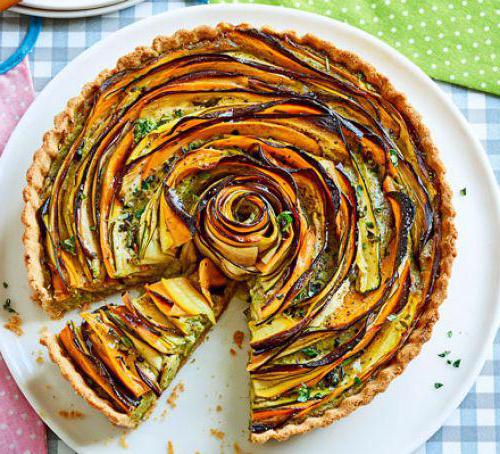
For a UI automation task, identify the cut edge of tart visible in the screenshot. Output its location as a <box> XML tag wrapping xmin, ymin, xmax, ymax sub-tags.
<box><xmin>23</xmin><ymin>23</ymin><xmax>457</xmax><ymax>443</ymax></box>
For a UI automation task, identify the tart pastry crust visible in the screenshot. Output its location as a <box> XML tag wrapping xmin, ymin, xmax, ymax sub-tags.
<box><xmin>24</xmin><ymin>23</ymin><xmax>457</xmax><ymax>442</ymax></box>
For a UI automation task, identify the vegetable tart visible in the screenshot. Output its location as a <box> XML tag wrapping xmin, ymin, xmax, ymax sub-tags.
<box><xmin>23</xmin><ymin>24</ymin><xmax>457</xmax><ymax>443</ymax></box>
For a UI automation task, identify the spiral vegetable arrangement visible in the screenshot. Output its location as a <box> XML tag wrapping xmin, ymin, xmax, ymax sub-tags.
<box><xmin>31</xmin><ymin>25</ymin><xmax>454</xmax><ymax>441</ymax></box>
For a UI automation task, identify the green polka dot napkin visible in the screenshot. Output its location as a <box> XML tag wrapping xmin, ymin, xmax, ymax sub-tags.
<box><xmin>209</xmin><ymin>0</ymin><xmax>499</xmax><ymax>95</ymax></box>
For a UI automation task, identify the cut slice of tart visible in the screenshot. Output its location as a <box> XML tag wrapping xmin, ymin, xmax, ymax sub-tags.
<box><xmin>28</xmin><ymin>24</ymin><xmax>457</xmax><ymax>443</ymax></box>
<box><xmin>41</xmin><ymin>272</ymin><xmax>231</xmax><ymax>427</ymax></box>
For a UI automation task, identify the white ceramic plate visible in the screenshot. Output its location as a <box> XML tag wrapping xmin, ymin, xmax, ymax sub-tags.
<box><xmin>20</xmin><ymin>0</ymin><xmax>123</xmax><ymax>11</ymax></box>
<box><xmin>11</xmin><ymin>0</ymin><xmax>143</xmax><ymax>18</ymax></box>
<box><xmin>0</xmin><ymin>5</ymin><xmax>499</xmax><ymax>454</ymax></box>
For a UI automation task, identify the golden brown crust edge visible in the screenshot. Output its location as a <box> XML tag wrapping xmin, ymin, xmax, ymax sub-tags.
<box><xmin>23</xmin><ymin>23</ymin><xmax>457</xmax><ymax>442</ymax></box>
<box><xmin>40</xmin><ymin>329</ymin><xmax>138</xmax><ymax>428</ymax></box>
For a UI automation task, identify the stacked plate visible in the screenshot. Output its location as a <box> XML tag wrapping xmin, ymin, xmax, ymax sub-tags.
<box><xmin>11</xmin><ymin>0</ymin><xmax>145</xmax><ymax>18</ymax></box>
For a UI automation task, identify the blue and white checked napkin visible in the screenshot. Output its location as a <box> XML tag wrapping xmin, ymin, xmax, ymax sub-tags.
<box><xmin>0</xmin><ymin>1</ymin><xmax>498</xmax><ymax>453</ymax></box>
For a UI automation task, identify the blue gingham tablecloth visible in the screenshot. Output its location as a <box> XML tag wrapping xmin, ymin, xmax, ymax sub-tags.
<box><xmin>1</xmin><ymin>1</ymin><xmax>499</xmax><ymax>453</ymax></box>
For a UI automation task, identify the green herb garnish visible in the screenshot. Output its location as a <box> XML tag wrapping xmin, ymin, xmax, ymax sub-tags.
<box><xmin>297</xmin><ymin>384</ymin><xmax>310</xmax><ymax>402</ymax></box>
<box><xmin>301</xmin><ymin>347</ymin><xmax>319</xmax><ymax>358</ymax></box>
<box><xmin>2</xmin><ymin>282</ymin><xmax>8</xmax><ymax>289</ymax></box>
<box><xmin>3</xmin><ymin>298</ymin><xmax>17</xmax><ymax>314</ymax></box>
<box><xmin>452</xmin><ymin>359</ymin><xmax>461</xmax><ymax>368</ymax></box>
<box><xmin>188</xmin><ymin>140</ymin><xmax>204</xmax><ymax>151</ymax></box>
<box><xmin>460</xmin><ymin>187</ymin><xmax>467</xmax><ymax>196</ymax></box>
<box><xmin>61</xmin><ymin>236</ymin><xmax>76</xmax><ymax>255</ymax></box>
<box><xmin>353</xmin><ymin>376</ymin><xmax>362</xmax><ymax>386</ymax></box>
<box><xmin>276</xmin><ymin>211</ymin><xmax>293</xmax><ymax>233</ymax></box>
<box><xmin>133</xmin><ymin>118</ymin><xmax>157</xmax><ymax>143</ymax></box>
<box><xmin>173</xmin><ymin>109</ymin><xmax>183</xmax><ymax>118</ymax></box>
<box><xmin>389</xmin><ymin>149</ymin><xmax>399</xmax><ymax>166</ymax></box>
<box><xmin>141</xmin><ymin>175</ymin><xmax>156</xmax><ymax>191</ymax></box>
<box><xmin>438</xmin><ymin>350</ymin><xmax>451</xmax><ymax>358</ymax></box>
<box><xmin>447</xmin><ymin>330</ymin><xmax>453</xmax><ymax>338</ymax></box>
<box><xmin>134</xmin><ymin>208</ymin><xmax>145</xmax><ymax>219</ymax></box>
<box><xmin>121</xmin><ymin>336</ymin><xmax>134</xmax><ymax>349</ymax></box>
<box><xmin>434</xmin><ymin>382</ymin><xmax>444</xmax><ymax>389</ymax></box>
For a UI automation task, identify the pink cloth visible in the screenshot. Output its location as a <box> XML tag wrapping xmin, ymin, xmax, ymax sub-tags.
<box><xmin>0</xmin><ymin>58</ymin><xmax>35</xmax><ymax>154</ymax></box>
<box><xmin>0</xmin><ymin>358</ymin><xmax>47</xmax><ymax>453</ymax></box>
<box><xmin>0</xmin><ymin>57</ymin><xmax>46</xmax><ymax>453</ymax></box>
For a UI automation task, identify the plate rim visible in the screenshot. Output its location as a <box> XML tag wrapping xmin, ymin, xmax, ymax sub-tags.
<box><xmin>1</xmin><ymin>4</ymin><xmax>499</xmax><ymax>453</ymax></box>
<box><xmin>11</xmin><ymin>0</ymin><xmax>144</xmax><ymax>18</ymax></box>
<box><xmin>20</xmin><ymin>0</ymin><xmax>125</xmax><ymax>11</ymax></box>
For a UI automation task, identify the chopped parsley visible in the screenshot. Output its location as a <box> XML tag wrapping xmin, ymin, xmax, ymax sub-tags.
<box><xmin>121</xmin><ymin>336</ymin><xmax>134</xmax><ymax>349</ymax></box>
<box><xmin>389</xmin><ymin>149</ymin><xmax>399</xmax><ymax>167</ymax></box>
<box><xmin>141</xmin><ymin>175</ymin><xmax>157</xmax><ymax>191</ymax></box>
<box><xmin>276</xmin><ymin>211</ymin><xmax>293</xmax><ymax>233</ymax></box>
<box><xmin>2</xmin><ymin>282</ymin><xmax>7</xmax><ymax>289</ymax></box>
<box><xmin>387</xmin><ymin>314</ymin><xmax>397</xmax><ymax>322</ymax></box>
<box><xmin>133</xmin><ymin>118</ymin><xmax>158</xmax><ymax>143</ymax></box>
<box><xmin>447</xmin><ymin>330</ymin><xmax>453</xmax><ymax>338</ymax></box>
<box><xmin>173</xmin><ymin>109</ymin><xmax>183</xmax><ymax>118</ymax></box>
<box><xmin>3</xmin><ymin>298</ymin><xmax>17</xmax><ymax>314</ymax></box>
<box><xmin>438</xmin><ymin>350</ymin><xmax>451</xmax><ymax>358</ymax></box>
<box><xmin>434</xmin><ymin>382</ymin><xmax>444</xmax><ymax>389</ymax></box>
<box><xmin>452</xmin><ymin>359</ymin><xmax>461</xmax><ymax>368</ymax></box>
<box><xmin>365</xmin><ymin>221</ymin><xmax>375</xmax><ymax>229</ymax></box>
<box><xmin>301</xmin><ymin>347</ymin><xmax>319</xmax><ymax>358</ymax></box>
<box><xmin>297</xmin><ymin>384</ymin><xmax>310</xmax><ymax>402</ymax></box>
<box><xmin>134</xmin><ymin>207</ymin><xmax>145</xmax><ymax>219</ymax></box>
<box><xmin>460</xmin><ymin>187</ymin><xmax>467</xmax><ymax>196</ymax></box>
<box><xmin>61</xmin><ymin>236</ymin><xmax>76</xmax><ymax>255</ymax></box>
<box><xmin>188</xmin><ymin>140</ymin><xmax>204</xmax><ymax>151</ymax></box>
<box><xmin>353</xmin><ymin>376</ymin><xmax>362</xmax><ymax>386</ymax></box>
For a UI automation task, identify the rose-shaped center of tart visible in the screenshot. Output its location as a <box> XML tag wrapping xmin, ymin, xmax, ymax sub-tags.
<box><xmin>151</xmin><ymin>138</ymin><xmax>346</xmax><ymax>331</ymax></box>
<box><xmin>194</xmin><ymin>171</ymin><xmax>300</xmax><ymax>281</ymax></box>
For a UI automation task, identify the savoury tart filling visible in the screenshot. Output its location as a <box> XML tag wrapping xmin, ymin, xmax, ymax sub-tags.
<box><xmin>28</xmin><ymin>24</ymin><xmax>456</xmax><ymax>442</ymax></box>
